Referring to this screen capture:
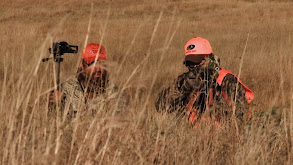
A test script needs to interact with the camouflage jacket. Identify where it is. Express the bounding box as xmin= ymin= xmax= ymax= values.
xmin=56 ymin=77 xmax=127 ymax=117
xmin=155 ymin=67 xmax=249 ymax=119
